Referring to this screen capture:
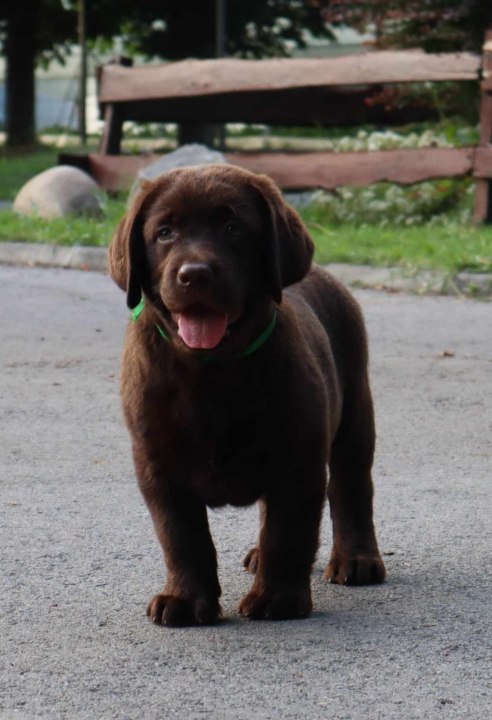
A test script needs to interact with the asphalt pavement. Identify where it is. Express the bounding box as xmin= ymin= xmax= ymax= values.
xmin=1 ymin=265 xmax=491 ymax=719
